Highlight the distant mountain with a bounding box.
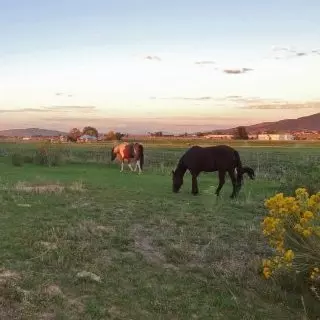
[0,128,67,137]
[218,112,320,134]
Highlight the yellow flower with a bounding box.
[303,210,314,220]
[284,249,294,262]
[302,228,312,237]
[263,267,271,279]
[295,187,309,198]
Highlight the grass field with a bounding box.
[0,141,320,319]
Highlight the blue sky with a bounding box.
[0,0,320,133]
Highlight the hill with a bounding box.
[218,112,320,134]
[0,128,67,137]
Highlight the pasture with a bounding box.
[0,140,320,319]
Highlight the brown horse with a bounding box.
[172,145,255,198]
[111,142,144,173]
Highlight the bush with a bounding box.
[11,153,24,166]
[279,164,320,196]
[33,142,64,167]
[23,155,34,163]
[261,188,320,301]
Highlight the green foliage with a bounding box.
[23,155,34,163]
[67,127,81,142]
[11,152,24,166]
[103,131,125,141]
[233,126,249,140]
[33,142,64,166]
[82,126,98,138]
[279,164,320,196]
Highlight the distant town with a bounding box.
[1,128,319,143]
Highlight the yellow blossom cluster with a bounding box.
[310,267,320,281]
[261,188,320,281]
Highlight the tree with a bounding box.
[233,126,249,140]
[103,131,124,141]
[82,126,98,137]
[67,128,81,142]
[115,132,125,140]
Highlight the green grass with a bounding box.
[0,142,320,319]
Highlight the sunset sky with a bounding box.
[0,0,320,133]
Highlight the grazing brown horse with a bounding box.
[111,142,144,173]
[172,145,255,198]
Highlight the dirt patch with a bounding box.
[78,220,115,235]
[14,181,64,193]
[44,284,64,298]
[131,224,170,266]
[76,271,101,283]
[37,312,57,320]
[69,180,86,192]
[13,180,86,194]
[0,269,20,284]
[38,241,58,250]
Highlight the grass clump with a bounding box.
[279,164,320,196]
[33,142,64,167]
[11,152,24,167]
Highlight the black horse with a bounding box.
[171,145,255,198]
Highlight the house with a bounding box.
[203,134,233,140]
[78,134,97,142]
[257,133,294,141]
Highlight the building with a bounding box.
[257,133,294,141]
[78,134,97,142]
[203,134,233,140]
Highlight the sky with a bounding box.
[0,0,320,134]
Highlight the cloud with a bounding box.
[0,108,49,113]
[223,68,253,74]
[43,106,96,111]
[271,46,320,60]
[144,55,162,61]
[149,96,214,101]
[195,60,215,65]
[0,106,97,114]
[55,92,73,97]
[240,101,320,110]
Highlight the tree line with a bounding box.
[67,126,126,142]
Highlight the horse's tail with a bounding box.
[234,150,243,186]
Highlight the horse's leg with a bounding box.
[228,169,238,198]
[215,170,226,196]
[136,159,142,174]
[120,160,124,172]
[128,159,134,171]
[191,172,199,195]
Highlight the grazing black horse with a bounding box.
[171,145,255,198]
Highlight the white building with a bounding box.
[257,134,294,141]
[204,134,233,140]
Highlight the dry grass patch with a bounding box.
[14,181,64,193]
[0,269,20,285]
[12,180,86,194]
[38,241,58,251]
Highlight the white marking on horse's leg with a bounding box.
[133,161,138,172]
[137,160,142,174]
[128,162,134,171]
[120,161,124,172]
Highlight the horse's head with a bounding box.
[243,166,255,180]
[111,146,116,161]
[171,169,183,193]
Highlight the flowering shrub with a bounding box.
[261,188,320,298]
